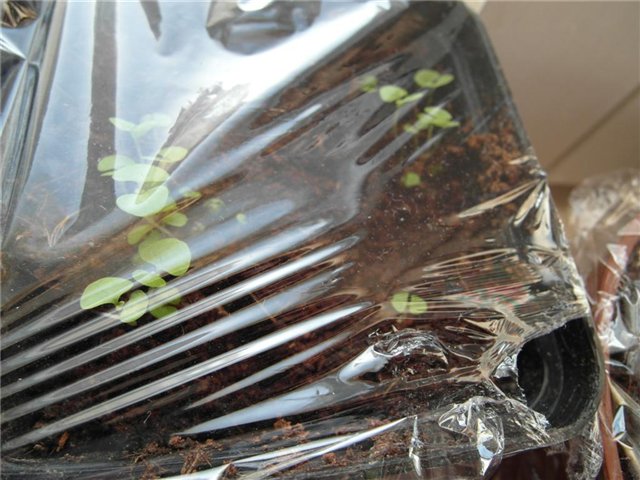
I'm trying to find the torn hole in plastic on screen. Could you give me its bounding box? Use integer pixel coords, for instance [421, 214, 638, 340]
[515, 318, 601, 429]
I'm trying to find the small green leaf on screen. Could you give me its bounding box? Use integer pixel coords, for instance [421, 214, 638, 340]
[109, 117, 136, 131]
[414, 114, 433, 131]
[116, 186, 170, 217]
[236, 213, 247, 224]
[163, 212, 188, 227]
[139, 237, 191, 277]
[391, 291, 428, 315]
[403, 124, 418, 134]
[127, 224, 153, 245]
[402, 172, 421, 188]
[98, 154, 135, 172]
[414, 70, 454, 89]
[113, 164, 169, 183]
[158, 146, 188, 163]
[422, 107, 458, 128]
[119, 290, 149, 324]
[379, 85, 408, 103]
[396, 92, 424, 107]
[80, 277, 133, 309]
[132, 270, 167, 288]
[205, 198, 224, 213]
[139, 230, 163, 247]
[413, 69, 439, 88]
[360, 75, 378, 93]
[150, 305, 178, 319]
[432, 73, 454, 88]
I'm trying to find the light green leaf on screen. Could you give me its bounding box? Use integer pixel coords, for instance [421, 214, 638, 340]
[391, 291, 428, 315]
[396, 92, 424, 107]
[98, 154, 135, 172]
[139, 237, 191, 276]
[113, 164, 169, 183]
[116, 186, 170, 217]
[414, 69, 454, 89]
[80, 277, 133, 309]
[132, 269, 166, 288]
[119, 290, 149, 324]
[127, 224, 153, 245]
[360, 75, 378, 93]
[158, 146, 188, 163]
[379, 85, 408, 103]
[163, 212, 188, 227]
[236, 213, 247, 224]
[422, 107, 458, 128]
[109, 117, 136, 131]
[414, 114, 433, 131]
[402, 172, 421, 188]
[403, 124, 418, 135]
[139, 230, 162, 247]
[150, 305, 178, 319]
[423, 106, 452, 120]
[413, 69, 439, 88]
[432, 73, 454, 88]
[205, 198, 225, 213]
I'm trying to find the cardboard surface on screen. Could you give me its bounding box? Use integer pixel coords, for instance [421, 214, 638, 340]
[481, 1, 640, 185]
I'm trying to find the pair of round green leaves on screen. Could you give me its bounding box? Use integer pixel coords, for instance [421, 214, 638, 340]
[79, 237, 190, 305]
[98, 146, 188, 218]
[366, 68, 454, 105]
[109, 114, 172, 140]
[403, 106, 460, 134]
[80, 277, 181, 324]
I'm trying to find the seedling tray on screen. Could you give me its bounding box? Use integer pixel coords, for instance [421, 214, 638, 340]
[1, 2, 601, 478]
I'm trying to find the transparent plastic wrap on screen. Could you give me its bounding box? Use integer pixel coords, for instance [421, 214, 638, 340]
[1, 1, 602, 478]
[569, 170, 640, 479]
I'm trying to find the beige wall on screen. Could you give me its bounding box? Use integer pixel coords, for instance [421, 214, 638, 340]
[480, 1, 640, 185]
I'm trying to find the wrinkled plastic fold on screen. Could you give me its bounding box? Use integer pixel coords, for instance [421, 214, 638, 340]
[1, 1, 602, 478]
[569, 171, 640, 480]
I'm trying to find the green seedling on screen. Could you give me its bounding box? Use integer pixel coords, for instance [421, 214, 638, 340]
[80, 113, 199, 325]
[402, 172, 422, 188]
[391, 291, 428, 315]
[404, 106, 459, 134]
[363, 68, 458, 133]
[413, 69, 454, 89]
[360, 75, 378, 93]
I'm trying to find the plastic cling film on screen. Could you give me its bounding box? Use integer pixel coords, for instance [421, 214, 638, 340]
[569, 170, 640, 480]
[1, 1, 601, 478]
